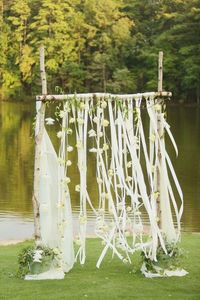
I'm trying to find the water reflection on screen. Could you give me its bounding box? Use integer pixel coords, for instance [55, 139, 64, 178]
[0, 102, 199, 240]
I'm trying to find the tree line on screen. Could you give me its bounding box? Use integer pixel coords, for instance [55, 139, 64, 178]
[0, 0, 199, 103]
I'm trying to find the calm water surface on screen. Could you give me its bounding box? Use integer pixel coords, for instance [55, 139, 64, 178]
[0, 102, 199, 240]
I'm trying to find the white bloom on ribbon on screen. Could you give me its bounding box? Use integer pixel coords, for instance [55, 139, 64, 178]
[53, 248, 60, 256]
[63, 177, 71, 184]
[123, 258, 129, 264]
[66, 160, 72, 166]
[69, 117, 75, 124]
[118, 202, 123, 210]
[126, 206, 132, 212]
[149, 134, 156, 143]
[66, 128, 73, 135]
[134, 211, 141, 216]
[79, 215, 87, 224]
[98, 208, 105, 215]
[103, 143, 109, 151]
[131, 136, 140, 149]
[102, 119, 109, 127]
[45, 117, 55, 125]
[58, 158, 65, 165]
[126, 176, 132, 182]
[77, 118, 84, 125]
[67, 146, 73, 152]
[93, 116, 99, 124]
[101, 101, 107, 109]
[57, 131, 62, 138]
[98, 131, 103, 138]
[74, 237, 82, 246]
[153, 191, 160, 200]
[126, 161, 132, 168]
[33, 250, 43, 263]
[154, 103, 162, 111]
[88, 129, 96, 137]
[101, 192, 106, 199]
[80, 102, 86, 110]
[108, 169, 114, 177]
[134, 223, 143, 233]
[105, 193, 110, 200]
[97, 177, 103, 184]
[115, 119, 119, 125]
[59, 110, 67, 118]
[89, 148, 97, 153]
[98, 108, 103, 114]
[76, 140, 82, 149]
[75, 184, 80, 192]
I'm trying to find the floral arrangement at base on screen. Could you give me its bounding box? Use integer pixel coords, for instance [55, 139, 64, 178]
[17, 245, 61, 279]
[140, 241, 188, 278]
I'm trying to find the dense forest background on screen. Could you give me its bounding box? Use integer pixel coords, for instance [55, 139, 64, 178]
[0, 0, 199, 103]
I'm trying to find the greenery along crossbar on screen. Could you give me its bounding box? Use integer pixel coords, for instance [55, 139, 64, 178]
[28, 47, 187, 280]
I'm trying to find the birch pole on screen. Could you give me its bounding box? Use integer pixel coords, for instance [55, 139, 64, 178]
[156, 51, 164, 230]
[32, 46, 47, 244]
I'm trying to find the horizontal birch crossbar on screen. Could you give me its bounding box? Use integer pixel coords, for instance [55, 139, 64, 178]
[36, 91, 172, 102]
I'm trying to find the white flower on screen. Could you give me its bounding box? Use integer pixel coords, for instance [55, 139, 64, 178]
[67, 146, 73, 152]
[93, 116, 99, 124]
[103, 143, 109, 151]
[58, 158, 65, 165]
[77, 118, 84, 125]
[149, 134, 156, 142]
[66, 128, 73, 135]
[105, 193, 110, 200]
[126, 206, 132, 212]
[97, 177, 103, 184]
[45, 117, 55, 125]
[154, 104, 161, 111]
[53, 248, 60, 255]
[53, 248, 60, 256]
[98, 208, 105, 215]
[126, 161, 132, 168]
[66, 160, 72, 166]
[59, 110, 66, 118]
[123, 258, 129, 264]
[80, 102, 86, 110]
[57, 131, 62, 138]
[63, 177, 71, 184]
[134, 223, 143, 233]
[33, 250, 43, 263]
[108, 169, 114, 177]
[118, 202, 123, 210]
[101, 101, 107, 109]
[134, 211, 141, 216]
[126, 176, 132, 182]
[88, 129, 96, 137]
[79, 215, 87, 224]
[102, 119, 109, 127]
[76, 140, 82, 149]
[98, 131, 103, 138]
[75, 184, 80, 192]
[74, 237, 82, 246]
[69, 117, 75, 124]
[89, 148, 97, 153]
[153, 191, 160, 200]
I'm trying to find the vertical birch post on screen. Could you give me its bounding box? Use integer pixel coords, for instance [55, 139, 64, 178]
[156, 51, 164, 230]
[32, 46, 47, 244]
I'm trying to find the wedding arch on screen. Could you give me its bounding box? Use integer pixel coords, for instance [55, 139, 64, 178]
[27, 47, 187, 280]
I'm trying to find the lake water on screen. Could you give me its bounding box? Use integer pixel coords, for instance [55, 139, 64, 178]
[0, 101, 199, 240]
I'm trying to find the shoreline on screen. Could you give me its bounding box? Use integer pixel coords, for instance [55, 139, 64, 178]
[1, 231, 200, 246]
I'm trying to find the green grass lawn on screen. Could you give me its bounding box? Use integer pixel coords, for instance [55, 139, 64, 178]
[0, 234, 200, 300]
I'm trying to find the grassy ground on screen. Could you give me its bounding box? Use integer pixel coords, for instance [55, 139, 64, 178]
[0, 234, 200, 300]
